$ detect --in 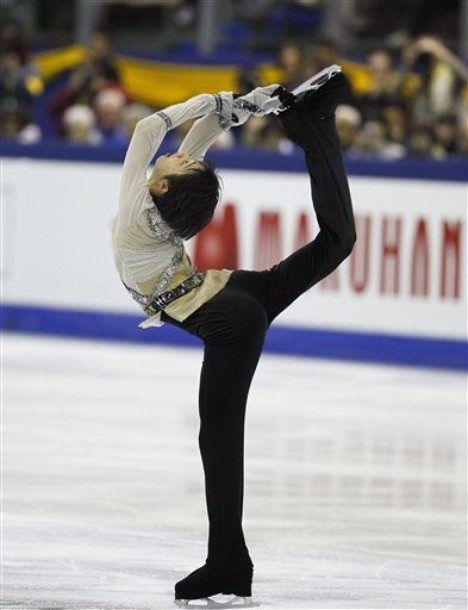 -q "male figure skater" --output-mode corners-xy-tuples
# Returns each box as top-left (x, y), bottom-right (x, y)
(112, 66), (356, 605)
